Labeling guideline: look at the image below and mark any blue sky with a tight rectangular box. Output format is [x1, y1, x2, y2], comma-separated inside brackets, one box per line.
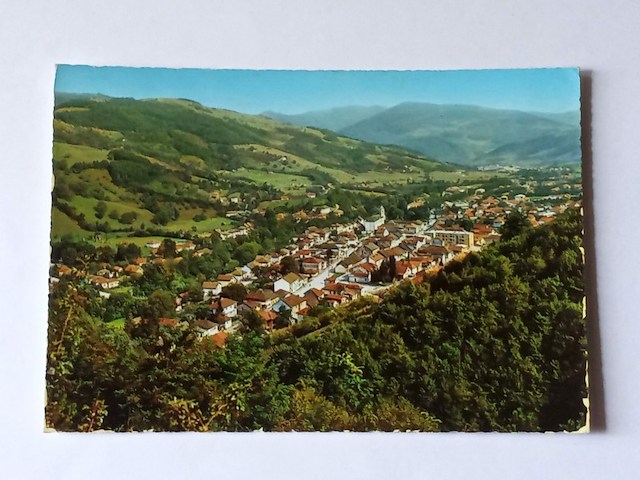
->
[55, 66, 580, 115]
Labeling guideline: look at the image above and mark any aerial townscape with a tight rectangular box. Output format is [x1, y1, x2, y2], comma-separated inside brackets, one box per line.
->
[54, 182, 581, 340]
[46, 68, 587, 433]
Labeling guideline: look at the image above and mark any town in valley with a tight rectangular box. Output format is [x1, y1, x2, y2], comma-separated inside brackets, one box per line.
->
[51, 165, 582, 347]
[47, 68, 587, 432]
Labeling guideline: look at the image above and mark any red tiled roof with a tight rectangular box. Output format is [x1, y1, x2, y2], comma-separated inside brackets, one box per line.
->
[412, 271, 427, 285]
[420, 245, 449, 255]
[220, 298, 237, 308]
[210, 331, 228, 348]
[159, 318, 179, 327]
[194, 319, 217, 330]
[473, 224, 493, 234]
[323, 283, 342, 293]
[259, 310, 277, 322]
[343, 288, 361, 298]
[284, 295, 306, 308]
[304, 292, 319, 307]
[395, 262, 410, 276]
[356, 262, 376, 272]
[302, 257, 323, 264]
[243, 299, 262, 309]
[273, 289, 289, 298]
[245, 289, 276, 302]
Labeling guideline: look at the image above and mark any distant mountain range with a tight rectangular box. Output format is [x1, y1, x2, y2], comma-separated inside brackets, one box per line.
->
[264, 105, 387, 133]
[264, 102, 582, 167]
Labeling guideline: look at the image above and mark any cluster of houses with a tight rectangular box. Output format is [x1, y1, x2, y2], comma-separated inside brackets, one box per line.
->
[186, 223, 367, 337]
[51, 179, 582, 349]
[332, 219, 474, 284]
[429, 191, 581, 234]
[52, 208, 481, 348]
[55, 263, 132, 292]
[186, 216, 485, 342]
[194, 280, 368, 337]
[292, 204, 344, 222]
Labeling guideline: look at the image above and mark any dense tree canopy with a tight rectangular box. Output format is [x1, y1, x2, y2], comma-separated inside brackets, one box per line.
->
[46, 208, 586, 432]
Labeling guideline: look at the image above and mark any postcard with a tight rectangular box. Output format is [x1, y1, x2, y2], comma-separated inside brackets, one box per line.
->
[46, 67, 587, 432]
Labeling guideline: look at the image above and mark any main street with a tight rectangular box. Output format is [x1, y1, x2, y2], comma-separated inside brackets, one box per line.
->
[292, 257, 342, 296]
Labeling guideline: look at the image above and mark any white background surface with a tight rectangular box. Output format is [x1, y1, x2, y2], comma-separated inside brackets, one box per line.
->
[1, 1, 639, 478]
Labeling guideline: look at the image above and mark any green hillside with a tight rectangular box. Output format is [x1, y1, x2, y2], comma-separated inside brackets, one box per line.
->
[51, 95, 455, 242]
[266, 102, 582, 167]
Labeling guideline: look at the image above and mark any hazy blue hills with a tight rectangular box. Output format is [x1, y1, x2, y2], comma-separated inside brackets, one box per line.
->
[263, 105, 387, 133]
[530, 110, 581, 126]
[265, 102, 582, 167]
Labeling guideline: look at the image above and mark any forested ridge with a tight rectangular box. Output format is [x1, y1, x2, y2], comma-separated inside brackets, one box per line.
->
[46, 208, 586, 432]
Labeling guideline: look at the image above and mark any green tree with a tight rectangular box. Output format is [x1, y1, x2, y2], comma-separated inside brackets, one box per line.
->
[388, 255, 397, 281]
[104, 291, 143, 322]
[94, 201, 107, 219]
[500, 211, 531, 241]
[275, 308, 292, 329]
[185, 282, 204, 303]
[241, 309, 266, 335]
[160, 239, 177, 259]
[54, 180, 73, 200]
[119, 211, 138, 224]
[115, 243, 141, 263]
[221, 283, 247, 302]
[233, 241, 260, 265]
[280, 256, 299, 274]
[142, 289, 176, 320]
